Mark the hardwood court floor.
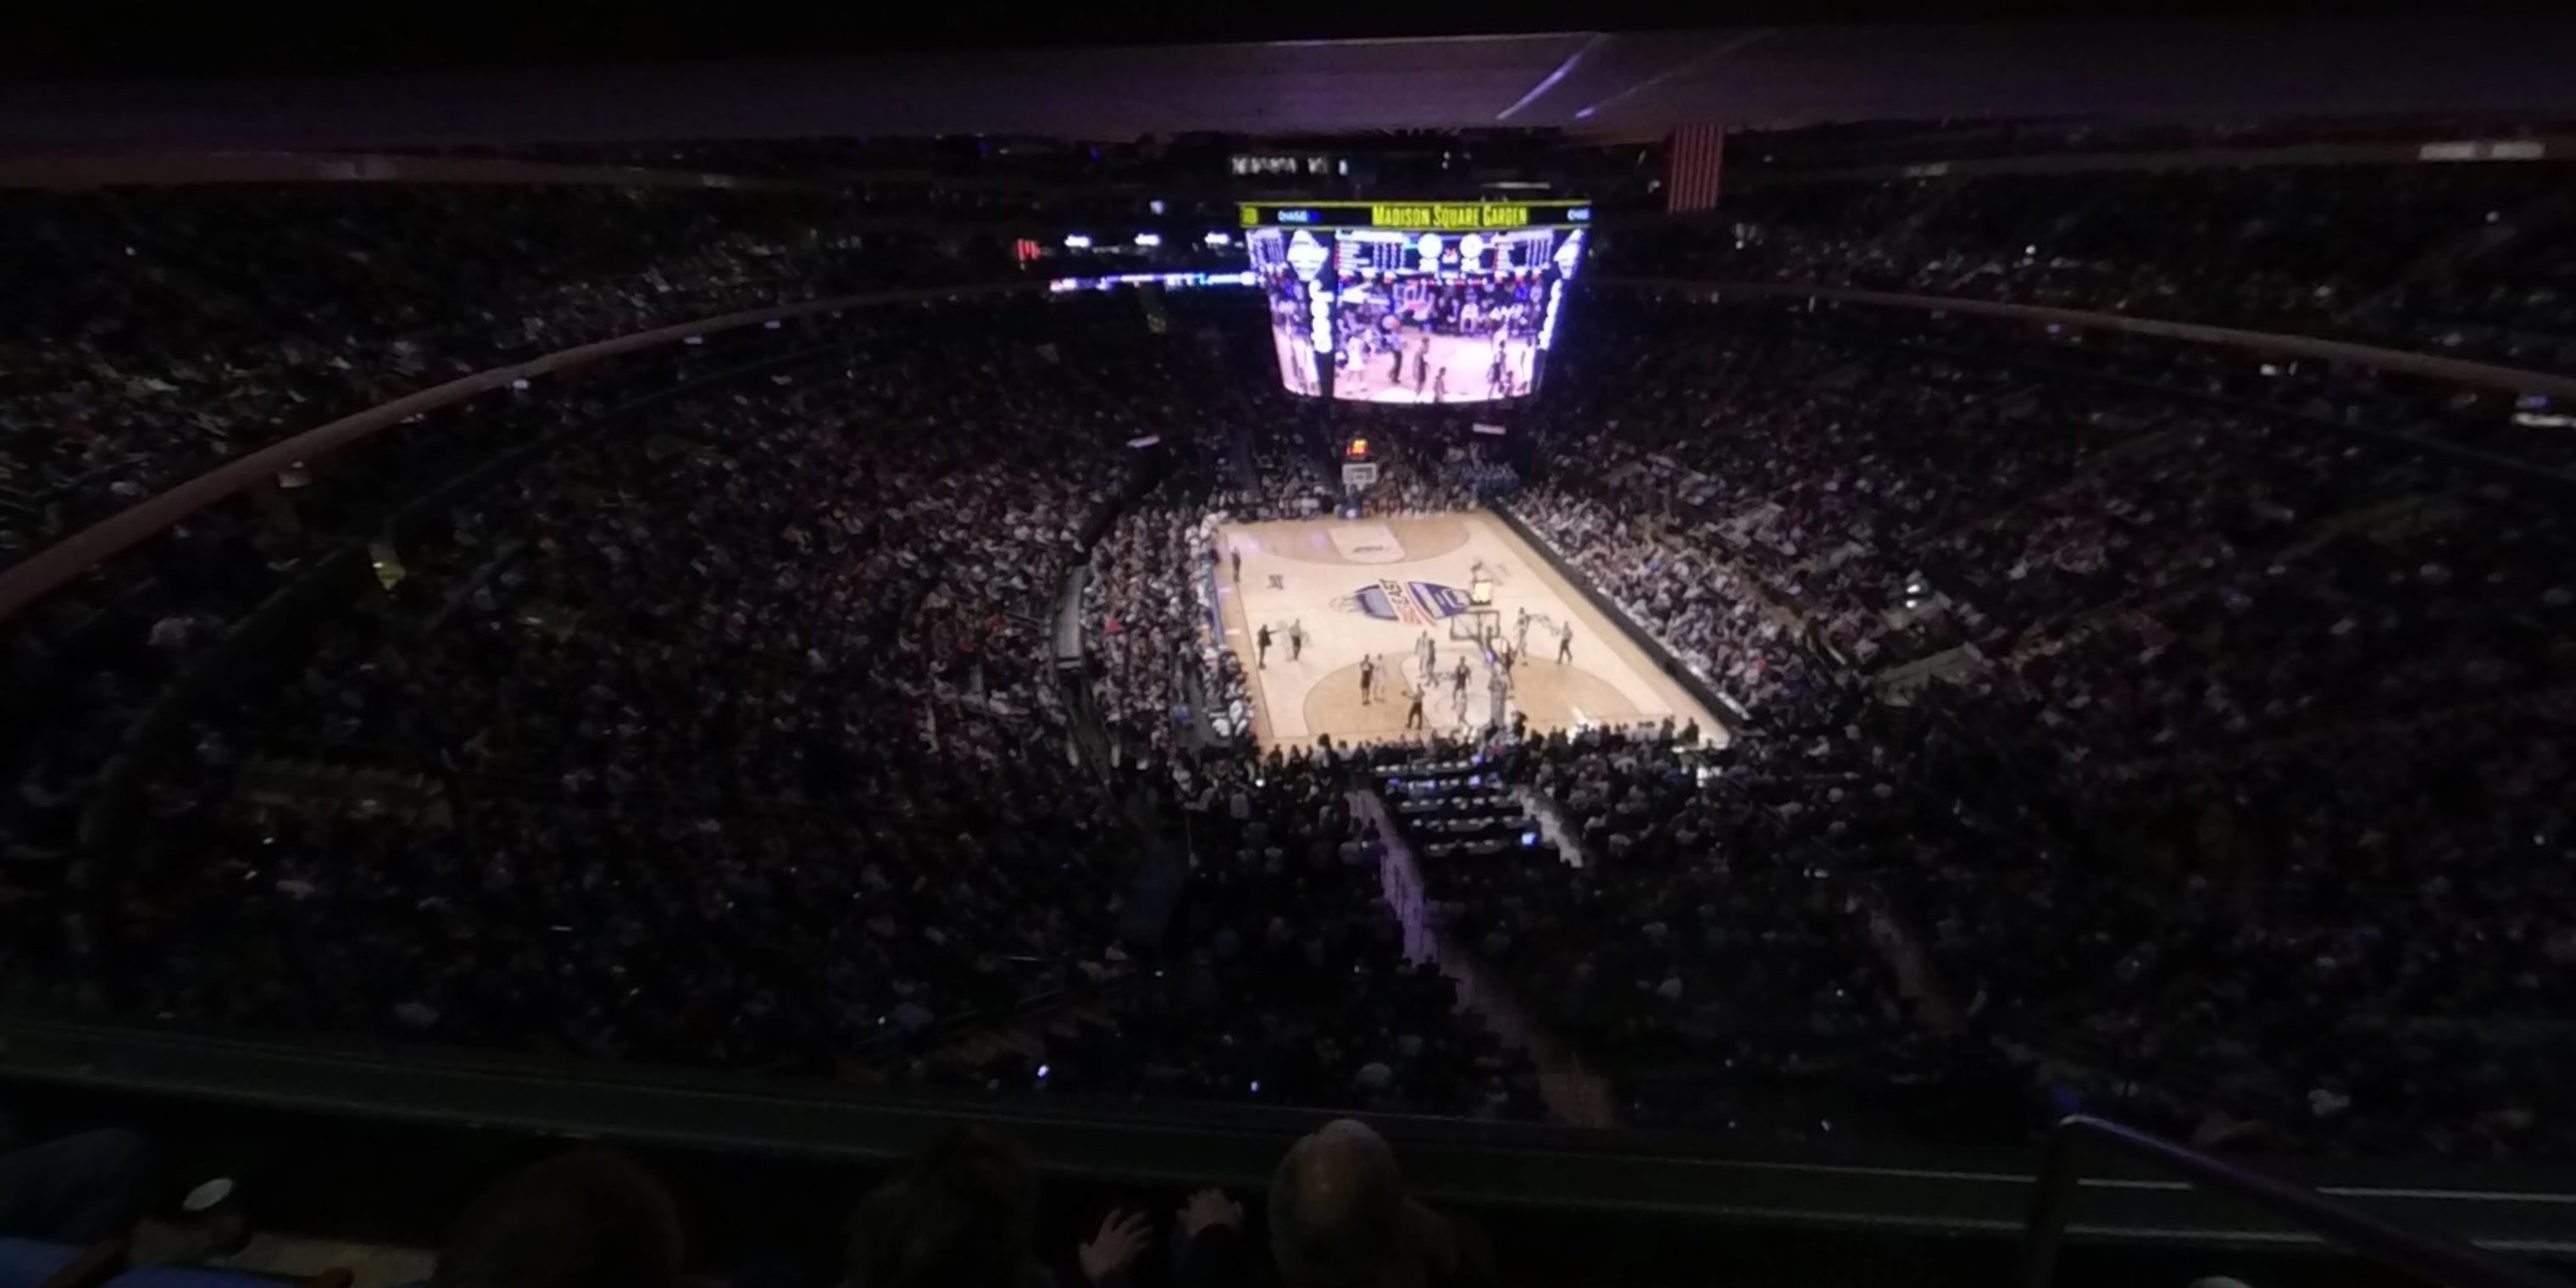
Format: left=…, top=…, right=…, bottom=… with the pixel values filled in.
left=1212, top=509, right=1725, bottom=750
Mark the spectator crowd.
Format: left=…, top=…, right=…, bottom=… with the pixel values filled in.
left=0, top=184, right=980, bottom=561
left=1486, top=290, right=2573, bottom=1157
left=1, top=1111, right=1502, bottom=1288
left=3, top=154, right=2572, bottom=1161
left=1609, top=157, right=2576, bottom=371
left=3, top=277, right=1536, bottom=1121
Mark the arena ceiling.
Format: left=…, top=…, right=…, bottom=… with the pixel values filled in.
left=5, top=19, right=2576, bottom=149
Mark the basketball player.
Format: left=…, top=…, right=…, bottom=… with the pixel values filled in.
left=1487, top=669, right=1510, bottom=732
left=1359, top=653, right=1375, bottom=705
left=1404, top=683, right=1426, bottom=730
left=1289, top=619, right=1306, bottom=662
left=1452, top=658, right=1470, bottom=701
left=1230, top=548, right=1241, bottom=582
left=1257, top=624, right=1272, bottom=669
left=1515, top=608, right=1532, bottom=654
left=1557, top=621, right=1574, bottom=664
left=1433, top=368, right=1448, bottom=403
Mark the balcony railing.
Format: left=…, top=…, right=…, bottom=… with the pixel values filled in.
left=2024, top=1115, right=2571, bottom=1288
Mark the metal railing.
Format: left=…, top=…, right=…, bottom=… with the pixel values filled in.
left=2022, top=1114, right=2572, bottom=1288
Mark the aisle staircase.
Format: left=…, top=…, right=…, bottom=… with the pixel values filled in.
left=1349, top=785, right=1619, bottom=1127
left=1870, top=641, right=1989, bottom=700
left=1513, top=784, right=1589, bottom=869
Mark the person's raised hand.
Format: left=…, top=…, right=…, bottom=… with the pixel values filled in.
left=1176, top=1188, right=1244, bottom=1239
left=1080, top=1209, right=1154, bottom=1285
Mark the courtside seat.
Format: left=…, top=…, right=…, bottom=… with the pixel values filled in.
left=1372, top=759, right=1480, bottom=786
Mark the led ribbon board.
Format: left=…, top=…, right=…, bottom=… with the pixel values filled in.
left=1237, top=200, right=1593, bottom=230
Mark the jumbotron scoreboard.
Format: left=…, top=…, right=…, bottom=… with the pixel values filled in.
left=1242, top=199, right=1589, bottom=405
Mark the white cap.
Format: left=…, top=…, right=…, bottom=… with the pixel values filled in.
left=184, top=1177, right=236, bottom=1213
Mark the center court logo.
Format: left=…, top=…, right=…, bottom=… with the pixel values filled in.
left=1330, top=580, right=1474, bottom=626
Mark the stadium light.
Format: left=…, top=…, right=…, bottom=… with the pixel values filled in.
left=1063, top=234, right=1093, bottom=249
left=1134, top=232, right=1163, bottom=247
left=1203, top=231, right=1233, bottom=247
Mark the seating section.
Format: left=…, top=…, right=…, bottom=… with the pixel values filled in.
left=2, top=153, right=2572, bottom=1158
left=0, top=279, right=1541, bottom=1119
left=1609, top=159, right=2576, bottom=370
left=1500, top=291, right=2574, bottom=1157
left=1376, top=760, right=1550, bottom=867
left=0, top=185, right=947, bottom=560
left=955, top=746, right=1545, bottom=1119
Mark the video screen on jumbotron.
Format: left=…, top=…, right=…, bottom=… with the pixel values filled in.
left=1241, top=201, right=1588, bottom=404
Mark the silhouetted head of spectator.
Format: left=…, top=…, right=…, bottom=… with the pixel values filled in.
left=434, top=1146, right=683, bottom=1288
left=847, top=1128, right=1046, bottom=1288
left=1269, top=1119, right=1468, bottom=1288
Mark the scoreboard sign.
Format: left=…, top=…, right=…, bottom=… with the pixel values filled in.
left=1239, top=200, right=1591, bottom=230
left=1370, top=203, right=1538, bottom=230
left=1240, top=197, right=1591, bottom=408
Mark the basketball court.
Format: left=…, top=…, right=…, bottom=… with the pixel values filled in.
left=1212, top=509, right=1727, bottom=749
left=1334, top=330, right=1537, bottom=404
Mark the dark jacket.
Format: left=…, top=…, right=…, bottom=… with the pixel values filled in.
left=1176, top=1204, right=1497, bottom=1288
